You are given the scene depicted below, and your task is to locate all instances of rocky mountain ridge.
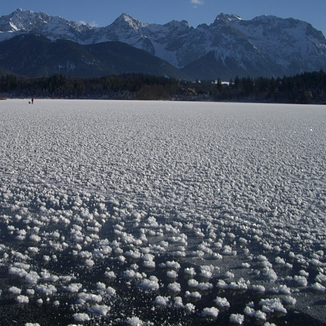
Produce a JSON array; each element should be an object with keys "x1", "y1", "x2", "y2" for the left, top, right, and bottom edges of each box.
[{"x1": 1, "y1": 9, "x2": 326, "y2": 79}]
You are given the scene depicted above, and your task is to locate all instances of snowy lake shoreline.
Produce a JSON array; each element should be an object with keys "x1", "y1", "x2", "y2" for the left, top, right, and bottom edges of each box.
[{"x1": 0, "y1": 99, "x2": 325, "y2": 325}]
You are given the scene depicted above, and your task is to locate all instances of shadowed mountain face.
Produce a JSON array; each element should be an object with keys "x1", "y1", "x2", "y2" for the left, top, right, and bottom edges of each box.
[{"x1": 0, "y1": 34, "x2": 187, "y2": 79}]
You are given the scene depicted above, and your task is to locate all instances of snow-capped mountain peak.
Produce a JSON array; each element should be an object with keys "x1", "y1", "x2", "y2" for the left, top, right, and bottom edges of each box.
[
  {"x1": 1, "y1": 8, "x2": 49, "y2": 31},
  {"x1": 214, "y1": 13, "x2": 242, "y2": 24},
  {"x1": 0, "y1": 8, "x2": 93, "y2": 41},
  {"x1": 111, "y1": 13, "x2": 147, "y2": 31}
]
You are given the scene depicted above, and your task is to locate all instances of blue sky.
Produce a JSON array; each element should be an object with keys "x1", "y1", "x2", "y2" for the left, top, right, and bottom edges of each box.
[{"x1": 2, "y1": 0, "x2": 326, "y2": 36}]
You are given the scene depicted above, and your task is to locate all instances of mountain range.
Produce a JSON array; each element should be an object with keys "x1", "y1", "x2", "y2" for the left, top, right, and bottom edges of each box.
[{"x1": 1, "y1": 9, "x2": 326, "y2": 80}]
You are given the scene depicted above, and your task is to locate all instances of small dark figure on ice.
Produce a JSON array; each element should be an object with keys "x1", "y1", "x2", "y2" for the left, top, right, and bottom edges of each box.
[{"x1": 29, "y1": 98, "x2": 34, "y2": 104}]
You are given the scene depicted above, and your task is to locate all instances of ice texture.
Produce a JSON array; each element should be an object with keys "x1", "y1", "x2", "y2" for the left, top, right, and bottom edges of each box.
[{"x1": 0, "y1": 99, "x2": 325, "y2": 325}]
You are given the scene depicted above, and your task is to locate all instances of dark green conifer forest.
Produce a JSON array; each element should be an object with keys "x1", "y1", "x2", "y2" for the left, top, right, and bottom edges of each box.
[{"x1": 1, "y1": 70, "x2": 326, "y2": 104}]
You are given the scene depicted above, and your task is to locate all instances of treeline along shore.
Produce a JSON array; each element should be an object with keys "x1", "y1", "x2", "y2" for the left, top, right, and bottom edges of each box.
[{"x1": 1, "y1": 70, "x2": 326, "y2": 104}]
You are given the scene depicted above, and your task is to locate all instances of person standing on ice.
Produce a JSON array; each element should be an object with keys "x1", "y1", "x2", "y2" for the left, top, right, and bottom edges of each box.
[{"x1": 31, "y1": 98, "x2": 34, "y2": 104}]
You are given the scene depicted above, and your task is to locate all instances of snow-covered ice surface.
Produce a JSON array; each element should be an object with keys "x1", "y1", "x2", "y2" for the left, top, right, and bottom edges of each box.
[{"x1": 0, "y1": 99, "x2": 325, "y2": 325}]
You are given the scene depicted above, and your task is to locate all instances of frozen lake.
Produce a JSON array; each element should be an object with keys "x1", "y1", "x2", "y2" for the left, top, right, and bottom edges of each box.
[{"x1": 0, "y1": 99, "x2": 325, "y2": 325}]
